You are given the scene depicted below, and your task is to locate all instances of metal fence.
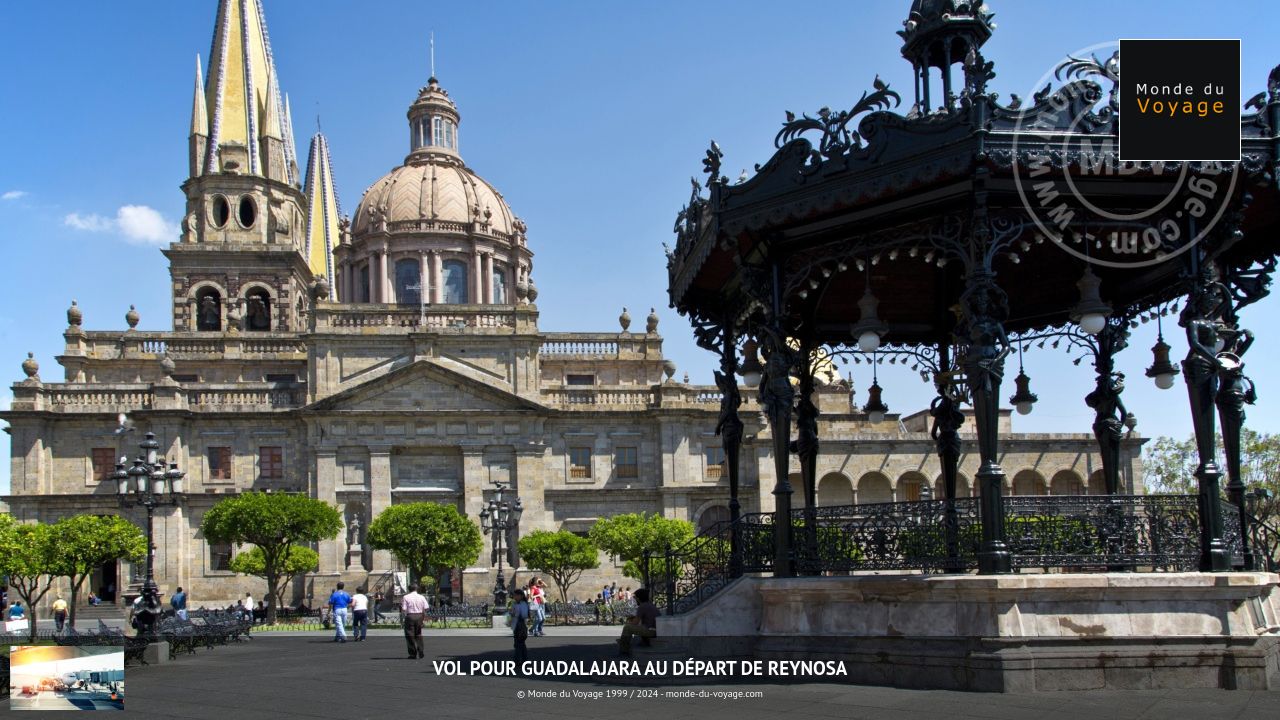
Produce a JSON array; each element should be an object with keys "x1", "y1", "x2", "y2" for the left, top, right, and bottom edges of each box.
[{"x1": 655, "y1": 494, "x2": 1248, "y2": 614}]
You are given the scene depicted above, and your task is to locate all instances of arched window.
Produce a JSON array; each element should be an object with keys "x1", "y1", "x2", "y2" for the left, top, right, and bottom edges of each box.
[
  {"x1": 244, "y1": 288, "x2": 271, "y2": 332},
  {"x1": 856, "y1": 472, "x2": 892, "y2": 504},
  {"x1": 697, "y1": 506, "x2": 731, "y2": 534},
  {"x1": 432, "y1": 116, "x2": 444, "y2": 147},
  {"x1": 492, "y1": 264, "x2": 507, "y2": 304},
  {"x1": 195, "y1": 287, "x2": 222, "y2": 331},
  {"x1": 1052, "y1": 471, "x2": 1086, "y2": 496},
  {"x1": 444, "y1": 119, "x2": 456, "y2": 150},
  {"x1": 395, "y1": 258, "x2": 421, "y2": 305},
  {"x1": 358, "y1": 263, "x2": 371, "y2": 303},
  {"x1": 442, "y1": 259, "x2": 468, "y2": 304},
  {"x1": 817, "y1": 473, "x2": 853, "y2": 506},
  {"x1": 1012, "y1": 470, "x2": 1047, "y2": 496}
]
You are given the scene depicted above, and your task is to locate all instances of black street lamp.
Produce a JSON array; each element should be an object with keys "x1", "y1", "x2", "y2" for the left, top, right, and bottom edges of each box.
[
  {"x1": 110, "y1": 431, "x2": 185, "y2": 636},
  {"x1": 478, "y1": 480, "x2": 522, "y2": 607}
]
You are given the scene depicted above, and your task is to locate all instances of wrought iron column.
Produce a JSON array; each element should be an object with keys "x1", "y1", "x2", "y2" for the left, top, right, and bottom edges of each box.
[
  {"x1": 713, "y1": 324, "x2": 745, "y2": 578},
  {"x1": 1087, "y1": 318, "x2": 1130, "y2": 495},
  {"x1": 962, "y1": 269, "x2": 1012, "y2": 574},
  {"x1": 793, "y1": 338, "x2": 820, "y2": 574},
  {"x1": 1217, "y1": 315, "x2": 1257, "y2": 570},
  {"x1": 930, "y1": 343, "x2": 965, "y2": 572},
  {"x1": 760, "y1": 264, "x2": 795, "y2": 577},
  {"x1": 1180, "y1": 259, "x2": 1231, "y2": 572}
]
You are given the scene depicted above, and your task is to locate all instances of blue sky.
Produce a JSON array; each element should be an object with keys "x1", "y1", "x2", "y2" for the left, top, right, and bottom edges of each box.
[{"x1": 2, "y1": 1, "x2": 1279, "y2": 495}]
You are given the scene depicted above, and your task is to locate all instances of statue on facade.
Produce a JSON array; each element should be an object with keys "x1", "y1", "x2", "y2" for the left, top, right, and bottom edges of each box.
[
  {"x1": 1180, "y1": 267, "x2": 1229, "y2": 470},
  {"x1": 347, "y1": 515, "x2": 362, "y2": 551}
]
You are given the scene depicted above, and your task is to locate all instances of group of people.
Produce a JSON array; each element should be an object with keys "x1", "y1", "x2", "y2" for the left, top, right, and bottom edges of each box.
[{"x1": 326, "y1": 582, "x2": 373, "y2": 643}]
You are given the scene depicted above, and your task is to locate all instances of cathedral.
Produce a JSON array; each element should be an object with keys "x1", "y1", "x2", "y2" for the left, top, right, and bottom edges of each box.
[{"x1": 1, "y1": 0, "x2": 1144, "y2": 607}]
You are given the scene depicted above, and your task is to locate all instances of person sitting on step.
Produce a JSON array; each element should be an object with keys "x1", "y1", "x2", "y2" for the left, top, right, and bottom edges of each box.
[{"x1": 617, "y1": 588, "x2": 658, "y2": 655}]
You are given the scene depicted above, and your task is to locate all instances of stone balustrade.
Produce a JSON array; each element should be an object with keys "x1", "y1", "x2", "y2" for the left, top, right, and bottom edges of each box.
[
  {"x1": 10, "y1": 382, "x2": 304, "y2": 413},
  {"x1": 540, "y1": 383, "x2": 754, "y2": 411},
  {"x1": 65, "y1": 331, "x2": 307, "y2": 360},
  {"x1": 540, "y1": 340, "x2": 620, "y2": 357},
  {"x1": 315, "y1": 304, "x2": 522, "y2": 332}
]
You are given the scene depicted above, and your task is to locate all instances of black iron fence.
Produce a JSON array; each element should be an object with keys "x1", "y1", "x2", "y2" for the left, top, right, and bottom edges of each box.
[
  {"x1": 653, "y1": 494, "x2": 1257, "y2": 614},
  {"x1": 543, "y1": 600, "x2": 638, "y2": 626}
]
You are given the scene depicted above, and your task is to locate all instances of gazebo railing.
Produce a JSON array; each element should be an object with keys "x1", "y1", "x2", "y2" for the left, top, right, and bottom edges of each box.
[{"x1": 656, "y1": 494, "x2": 1248, "y2": 615}]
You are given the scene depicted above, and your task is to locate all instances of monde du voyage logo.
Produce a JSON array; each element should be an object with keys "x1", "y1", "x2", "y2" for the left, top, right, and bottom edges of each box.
[{"x1": 1013, "y1": 39, "x2": 1242, "y2": 268}]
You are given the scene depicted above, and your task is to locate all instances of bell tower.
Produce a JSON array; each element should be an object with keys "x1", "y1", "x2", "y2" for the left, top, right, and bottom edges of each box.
[{"x1": 166, "y1": 0, "x2": 311, "y2": 333}]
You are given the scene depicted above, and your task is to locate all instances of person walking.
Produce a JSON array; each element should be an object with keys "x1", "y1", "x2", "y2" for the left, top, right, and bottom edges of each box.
[
  {"x1": 170, "y1": 587, "x2": 188, "y2": 621},
  {"x1": 509, "y1": 589, "x2": 530, "y2": 667},
  {"x1": 52, "y1": 596, "x2": 69, "y2": 632},
  {"x1": 351, "y1": 586, "x2": 369, "y2": 642},
  {"x1": 241, "y1": 593, "x2": 254, "y2": 622},
  {"x1": 329, "y1": 582, "x2": 352, "y2": 643},
  {"x1": 400, "y1": 583, "x2": 428, "y2": 659},
  {"x1": 371, "y1": 591, "x2": 387, "y2": 623},
  {"x1": 527, "y1": 578, "x2": 547, "y2": 637}
]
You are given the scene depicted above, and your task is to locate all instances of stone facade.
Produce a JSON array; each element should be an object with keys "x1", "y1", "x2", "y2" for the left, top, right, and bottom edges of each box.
[{"x1": 0, "y1": 0, "x2": 1144, "y2": 611}]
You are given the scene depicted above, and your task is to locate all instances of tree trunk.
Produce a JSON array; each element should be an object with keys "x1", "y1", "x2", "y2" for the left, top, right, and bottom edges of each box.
[
  {"x1": 264, "y1": 570, "x2": 278, "y2": 624},
  {"x1": 68, "y1": 574, "x2": 87, "y2": 628}
]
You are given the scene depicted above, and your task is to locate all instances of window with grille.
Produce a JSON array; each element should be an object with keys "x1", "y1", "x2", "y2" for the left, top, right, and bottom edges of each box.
[
  {"x1": 208, "y1": 446, "x2": 233, "y2": 480},
  {"x1": 615, "y1": 447, "x2": 638, "y2": 478},
  {"x1": 705, "y1": 446, "x2": 726, "y2": 478},
  {"x1": 210, "y1": 542, "x2": 233, "y2": 572},
  {"x1": 259, "y1": 446, "x2": 283, "y2": 480},
  {"x1": 91, "y1": 448, "x2": 117, "y2": 482},
  {"x1": 569, "y1": 447, "x2": 592, "y2": 478}
]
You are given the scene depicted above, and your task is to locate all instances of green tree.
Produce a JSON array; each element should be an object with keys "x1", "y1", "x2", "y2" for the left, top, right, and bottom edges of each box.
[
  {"x1": 229, "y1": 545, "x2": 319, "y2": 613},
  {"x1": 200, "y1": 492, "x2": 342, "y2": 623},
  {"x1": 517, "y1": 530, "x2": 599, "y2": 603},
  {"x1": 0, "y1": 518, "x2": 60, "y2": 642},
  {"x1": 588, "y1": 512, "x2": 694, "y2": 584},
  {"x1": 52, "y1": 515, "x2": 147, "y2": 628},
  {"x1": 1144, "y1": 430, "x2": 1280, "y2": 495},
  {"x1": 367, "y1": 503, "x2": 483, "y2": 595}
]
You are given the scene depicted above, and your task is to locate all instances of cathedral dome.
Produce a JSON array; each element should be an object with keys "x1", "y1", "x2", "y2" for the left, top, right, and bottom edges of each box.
[
  {"x1": 350, "y1": 77, "x2": 524, "y2": 244},
  {"x1": 352, "y1": 158, "x2": 520, "y2": 240},
  {"x1": 335, "y1": 76, "x2": 533, "y2": 306}
]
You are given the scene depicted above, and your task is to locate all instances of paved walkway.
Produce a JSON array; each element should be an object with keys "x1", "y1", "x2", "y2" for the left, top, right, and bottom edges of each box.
[{"x1": 121, "y1": 634, "x2": 1279, "y2": 720}]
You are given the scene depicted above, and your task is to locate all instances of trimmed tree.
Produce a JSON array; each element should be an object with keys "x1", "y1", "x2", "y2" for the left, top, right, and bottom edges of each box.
[
  {"x1": 0, "y1": 517, "x2": 61, "y2": 642},
  {"x1": 228, "y1": 545, "x2": 319, "y2": 613},
  {"x1": 588, "y1": 512, "x2": 694, "y2": 584},
  {"x1": 367, "y1": 503, "x2": 483, "y2": 596},
  {"x1": 52, "y1": 515, "x2": 147, "y2": 628},
  {"x1": 517, "y1": 529, "x2": 599, "y2": 603},
  {"x1": 200, "y1": 492, "x2": 343, "y2": 624}
]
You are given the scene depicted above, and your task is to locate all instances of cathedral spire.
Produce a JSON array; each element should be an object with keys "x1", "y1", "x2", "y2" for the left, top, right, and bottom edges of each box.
[
  {"x1": 201, "y1": 0, "x2": 296, "y2": 184},
  {"x1": 304, "y1": 132, "x2": 341, "y2": 298},
  {"x1": 189, "y1": 55, "x2": 208, "y2": 178}
]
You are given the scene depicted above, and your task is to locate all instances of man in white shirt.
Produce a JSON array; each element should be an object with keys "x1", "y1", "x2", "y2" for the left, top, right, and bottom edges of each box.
[
  {"x1": 241, "y1": 593, "x2": 254, "y2": 622},
  {"x1": 400, "y1": 584, "x2": 429, "y2": 659},
  {"x1": 351, "y1": 587, "x2": 370, "y2": 642}
]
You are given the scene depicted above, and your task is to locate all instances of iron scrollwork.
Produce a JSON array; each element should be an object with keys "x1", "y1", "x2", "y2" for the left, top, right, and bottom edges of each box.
[{"x1": 774, "y1": 76, "x2": 902, "y2": 159}]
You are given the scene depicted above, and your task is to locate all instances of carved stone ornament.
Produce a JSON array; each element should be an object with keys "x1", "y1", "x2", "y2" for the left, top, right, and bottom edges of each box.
[
  {"x1": 67, "y1": 299, "x2": 82, "y2": 327},
  {"x1": 125, "y1": 305, "x2": 140, "y2": 329}
]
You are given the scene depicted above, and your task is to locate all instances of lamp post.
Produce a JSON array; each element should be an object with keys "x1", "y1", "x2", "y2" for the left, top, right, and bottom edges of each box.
[
  {"x1": 109, "y1": 431, "x2": 185, "y2": 636},
  {"x1": 478, "y1": 480, "x2": 522, "y2": 607}
]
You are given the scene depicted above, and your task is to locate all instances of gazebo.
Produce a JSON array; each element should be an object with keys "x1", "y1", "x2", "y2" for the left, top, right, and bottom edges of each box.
[{"x1": 658, "y1": 0, "x2": 1280, "y2": 691}]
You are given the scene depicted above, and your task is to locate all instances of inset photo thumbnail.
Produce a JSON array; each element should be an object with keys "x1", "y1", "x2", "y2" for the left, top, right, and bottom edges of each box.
[{"x1": 8, "y1": 645, "x2": 124, "y2": 712}]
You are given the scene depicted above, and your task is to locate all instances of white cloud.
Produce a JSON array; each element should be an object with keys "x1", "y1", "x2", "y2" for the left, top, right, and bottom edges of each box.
[
  {"x1": 64, "y1": 205, "x2": 178, "y2": 245},
  {"x1": 64, "y1": 212, "x2": 115, "y2": 232},
  {"x1": 116, "y1": 205, "x2": 178, "y2": 244},
  {"x1": 1, "y1": 190, "x2": 27, "y2": 200}
]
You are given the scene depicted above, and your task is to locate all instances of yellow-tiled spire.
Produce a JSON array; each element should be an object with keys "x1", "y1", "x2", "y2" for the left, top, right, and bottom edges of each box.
[
  {"x1": 201, "y1": 0, "x2": 297, "y2": 184},
  {"x1": 191, "y1": 55, "x2": 208, "y2": 138},
  {"x1": 304, "y1": 132, "x2": 341, "y2": 297}
]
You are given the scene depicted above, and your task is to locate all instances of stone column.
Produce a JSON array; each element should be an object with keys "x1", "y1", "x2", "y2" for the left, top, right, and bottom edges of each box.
[
  {"x1": 369, "y1": 448, "x2": 393, "y2": 571},
  {"x1": 315, "y1": 448, "x2": 345, "y2": 574},
  {"x1": 482, "y1": 253, "x2": 494, "y2": 304},
  {"x1": 419, "y1": 251, "x2": 429, "y2": 305},
  {"x1": 379, "y1": 248, "x2": 390, "y2": 303},
  {"x1": 473, "y1": 251, "x2": 483, "y2": 304},
  {"x1": 461, "y1": 446, "x2": 490, "y2": 602},
  {"x1": 431, "y1": 252, "x2": 443, "y2": 304}
]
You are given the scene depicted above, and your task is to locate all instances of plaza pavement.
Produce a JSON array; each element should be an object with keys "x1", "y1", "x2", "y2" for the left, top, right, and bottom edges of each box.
[{"x1": 116, "y1": 630, "x2": 1280, "y2": 720}]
